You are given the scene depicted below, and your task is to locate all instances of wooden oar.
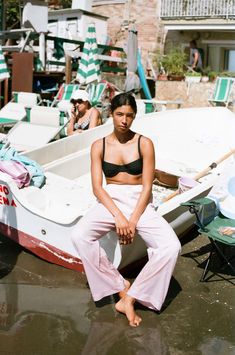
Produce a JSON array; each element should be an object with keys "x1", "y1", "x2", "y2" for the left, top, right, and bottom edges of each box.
[{"x1": 163, "y1": 147, "x2": 235, "y2": 202}]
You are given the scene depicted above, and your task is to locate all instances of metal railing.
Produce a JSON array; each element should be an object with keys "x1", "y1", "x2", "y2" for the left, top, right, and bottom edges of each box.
[{"x1": 160, "y1": 0, "x2": 235, "y2": 19}]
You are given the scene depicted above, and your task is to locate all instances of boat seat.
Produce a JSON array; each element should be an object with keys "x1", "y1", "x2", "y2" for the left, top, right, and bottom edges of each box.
[
  {"x1": 19, "y1": 185, "x2": 50, "y2": 212},
  {"x1": 43, "y1": 172, "x2": 95, "y2": 223},
  {"x1": 17, "y1": 172, "x2": 95, "y2": 224}
]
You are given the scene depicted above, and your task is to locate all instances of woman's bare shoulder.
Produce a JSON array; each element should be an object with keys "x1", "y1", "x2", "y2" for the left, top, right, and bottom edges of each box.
[
  {"x1": 139, "y1": 134, "x2": 154, "y2": 146},
  {"x1": 91, "y1": 135, "x2": 110, "y2": 152},
  {"x1": 91, "y1": 138, "x2": 103, "y2": 150},
  {"x1": 90, "y1": 107, "x2": 100, "y2": 116}
]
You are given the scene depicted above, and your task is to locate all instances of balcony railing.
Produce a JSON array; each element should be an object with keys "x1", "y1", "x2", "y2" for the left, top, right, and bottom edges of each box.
[{"x1": 160, "y1": 0, "x2": 235, "y2": 19}]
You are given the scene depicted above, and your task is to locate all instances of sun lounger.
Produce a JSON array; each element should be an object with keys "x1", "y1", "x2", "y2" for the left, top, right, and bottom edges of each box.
[
  {"x1": 5, "y1": 106, "x2": 68, "y2": 152},
  {"x1": 12, "y1": 91, "x2": 43, "y2": 108},
  {"x1": 0, "y1": 92, "x2": 44, "y2": 132},
  {"x1": 0, "y1": 102, "x2": 27, "y2": 129}
]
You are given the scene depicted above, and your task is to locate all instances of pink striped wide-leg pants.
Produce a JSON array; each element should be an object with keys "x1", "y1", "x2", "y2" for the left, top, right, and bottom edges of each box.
[{"x1": 71, "y1": 184, "x2": 181, "y2": 311}]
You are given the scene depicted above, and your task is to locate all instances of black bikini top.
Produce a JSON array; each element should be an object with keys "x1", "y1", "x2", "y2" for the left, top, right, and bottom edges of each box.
[{"x1": 102, "y1": 135, "x2": 143, "y2": 178}]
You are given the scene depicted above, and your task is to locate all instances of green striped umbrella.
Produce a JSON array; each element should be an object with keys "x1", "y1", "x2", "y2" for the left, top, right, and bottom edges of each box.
[
  {"x1": 0, "y1": 45, "x2": 10, "y2": 81},
  {"x1": 76, "y1": 23, "x2": 101, "y2": 84}
]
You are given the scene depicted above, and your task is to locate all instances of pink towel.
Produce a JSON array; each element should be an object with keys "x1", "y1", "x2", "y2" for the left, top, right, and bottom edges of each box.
[{"x1": 0, "y1": 160, "x2": 30, "y2": 188}]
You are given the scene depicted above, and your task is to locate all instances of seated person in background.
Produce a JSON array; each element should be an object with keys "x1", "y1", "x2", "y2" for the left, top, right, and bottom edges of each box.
[{"x1": 67, "y1": 89, "x2": 101, "y2": 135}]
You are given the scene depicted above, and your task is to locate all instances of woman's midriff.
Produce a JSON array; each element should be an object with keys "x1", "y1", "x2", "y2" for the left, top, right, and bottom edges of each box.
[{"x1": 106, "y1": 173, "x2": 142, "y2": 186}]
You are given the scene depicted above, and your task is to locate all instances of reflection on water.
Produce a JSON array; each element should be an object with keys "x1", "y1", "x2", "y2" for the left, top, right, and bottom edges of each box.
[
  {"x1": 198, "y1": 337, "x2": 235, "y2": 355},
  {"x1": 81, "y1": 317, "x2": 170, "y2": 355},
  {"x1": 0, "y1": 278, "x2": 170, "y2": 355},
  {"x1": 1, "y1": 231, "x2": 235, "y2": 354}
]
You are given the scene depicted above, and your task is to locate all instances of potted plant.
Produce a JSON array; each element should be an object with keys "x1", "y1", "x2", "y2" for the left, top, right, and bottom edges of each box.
[
  {"x1": 201, "y1": 66, "x2": 211, "y2": 83},
  {"x1": 161, "y1": 48, "x2": 187, "y2": 81},
  {"x1": 185, "y1": 70, "x2": 202, "y2": 83},
  {"x1": 208, "y1": 71, "x2": 218, "y2": 82},
  {"x1": 152, "y1": 49, "x2": 168, "y2": 81}
]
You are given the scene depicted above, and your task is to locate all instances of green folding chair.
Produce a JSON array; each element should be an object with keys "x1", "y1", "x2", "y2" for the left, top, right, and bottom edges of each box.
[
  {"x1": 86, "y1": 81, "x2": 116, "y2": 121},
  {"x1": 208, "y1": 77, "x2": 235, "y2": 107},
  {"x1": 182, "y1": 198, "x2": 235, "y2": 283},
  {"x1": 51, "y1": 83, "x2": 80, "y2": 112},
  {"x1": 87, "y1": 82, "x2": 108, "y2": 107}
]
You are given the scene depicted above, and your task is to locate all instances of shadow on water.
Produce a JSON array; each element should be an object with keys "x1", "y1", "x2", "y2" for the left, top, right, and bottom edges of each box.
[
  {"x1": 0, "y1": 179, "x2": 20, "y2": 278},
  {"x1": 182, "y1": 238, "x2": 235, "y2": 284},
  {"x1": 0, "y1": 234, "x2": 22, "y2": 278}
]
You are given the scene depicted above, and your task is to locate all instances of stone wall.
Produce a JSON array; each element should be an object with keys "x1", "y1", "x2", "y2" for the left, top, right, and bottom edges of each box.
[
  {"x1": 155, "y1": 81, "x2": 215, "y2": 108},
  {"x1": 102, "y1": 73, "x2": 234, "y2": 110},
  {"x1": 92, "y1": 1, "x2": 163, "y2": 66}
]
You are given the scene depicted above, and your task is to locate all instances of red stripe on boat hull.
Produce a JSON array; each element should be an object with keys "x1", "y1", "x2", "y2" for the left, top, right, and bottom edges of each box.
[{"x1": 0, "y1": 222, "x2": 84, "y2": 273}]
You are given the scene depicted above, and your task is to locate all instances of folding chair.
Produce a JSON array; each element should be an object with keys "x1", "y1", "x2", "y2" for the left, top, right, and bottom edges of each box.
[
  {"x1": 208, "y1": 77, "x2": 235, "y2": 107},
  {"x1": 87, "y1": 81, "x2": 118, "y2": 120},
  {"x1": 51, "y1": 83, "x2": 80, "y2": 113},
  {"x1": 182, "y1": 197, "x2": 235, "y2": 283},
  {"x1": 87, "y1": 81, "x2": 108, "y2": 107}
]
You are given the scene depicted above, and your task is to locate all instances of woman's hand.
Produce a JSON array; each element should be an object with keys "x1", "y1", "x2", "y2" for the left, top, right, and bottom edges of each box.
[
  {"x1": 128, "y1": 219, "x2": 137, "y2": 239},
  {"x1": 74, "y1": 129, "x2": 83, "y2": 134},
  {"x1": 114, "y1": 212, "x2": 134, "y2": 245}
]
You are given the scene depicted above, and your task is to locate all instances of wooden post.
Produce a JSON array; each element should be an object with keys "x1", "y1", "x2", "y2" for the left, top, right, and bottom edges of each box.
[
  {"x1": 39, "y1": 32, "x2": 46, "y2": 70},
  {"x1": 65, "y1": 54, "x2": 72, "y2": 84},
  {"x1": 4, "y1": 78, "x2": 8, "y2": 105}
]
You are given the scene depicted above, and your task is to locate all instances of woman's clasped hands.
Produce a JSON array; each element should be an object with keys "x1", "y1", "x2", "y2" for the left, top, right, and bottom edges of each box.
[{"x1": 114, "y1": 211, "x2": 136, "y2": 245}]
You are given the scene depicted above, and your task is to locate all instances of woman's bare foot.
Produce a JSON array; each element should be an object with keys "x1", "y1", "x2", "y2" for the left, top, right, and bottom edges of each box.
[
  {"x1": 115, "y1": 294, "x2": 142, "y2": 327},
  {"x1": 118, "y1": 279, "x2": 131, "y2": 298}
]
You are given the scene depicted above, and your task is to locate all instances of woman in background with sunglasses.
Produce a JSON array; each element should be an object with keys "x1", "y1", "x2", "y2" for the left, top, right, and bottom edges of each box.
[{"x1": 67, "y1": 89, "x2": 101, "y2": 135}]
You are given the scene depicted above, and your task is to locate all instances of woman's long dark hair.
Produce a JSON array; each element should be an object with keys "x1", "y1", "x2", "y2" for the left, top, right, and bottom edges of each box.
[{"x1": 110, "y1": 93, "x2": 137, "y2": 114}]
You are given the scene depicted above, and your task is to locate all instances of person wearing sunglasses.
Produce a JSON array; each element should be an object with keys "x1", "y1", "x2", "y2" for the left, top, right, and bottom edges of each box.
[{"x1": 67, "y1": 90, "x2": 101, "y2": 135}]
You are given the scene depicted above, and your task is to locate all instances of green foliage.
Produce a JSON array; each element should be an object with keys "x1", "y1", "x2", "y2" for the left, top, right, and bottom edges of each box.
[
  {"x1": 208, "y1": 71, "x2": 218, "y2": 81},
  {"x1": 201, "y1": 66, "x2": 211, "y2": 76},
  {"x1": 218, "y1": 71, "x2": 235, "y2": 78},
  {"x1": 161, "y1": 48, "x2": 187, "y2": 76},
  {"x1": 57, "y1": 0, "x2": 72, "y2": 8},
  {"x1": 185, "y1": 71, "x2": 201, "y2": 77},
  {"x1": 5, "y1": 0, "x2": 20, "y2": 29},
  {"x1": 4, "y1": 1, "x2": 72, "y2": 29}
]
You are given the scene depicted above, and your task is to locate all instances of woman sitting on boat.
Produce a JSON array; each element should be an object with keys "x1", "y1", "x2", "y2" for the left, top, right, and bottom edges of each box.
[
  {"x1": 67, "y1": 89, "x2": 101, "y2": 135},
  {"x1": 72, "y1": 93, "x2": 181, "y2": 327}
]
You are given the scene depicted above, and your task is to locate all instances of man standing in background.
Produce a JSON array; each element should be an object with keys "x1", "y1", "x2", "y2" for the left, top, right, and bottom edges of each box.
[{"x1": 189, "y1": 40, "x2": 203, "y2": 72}]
